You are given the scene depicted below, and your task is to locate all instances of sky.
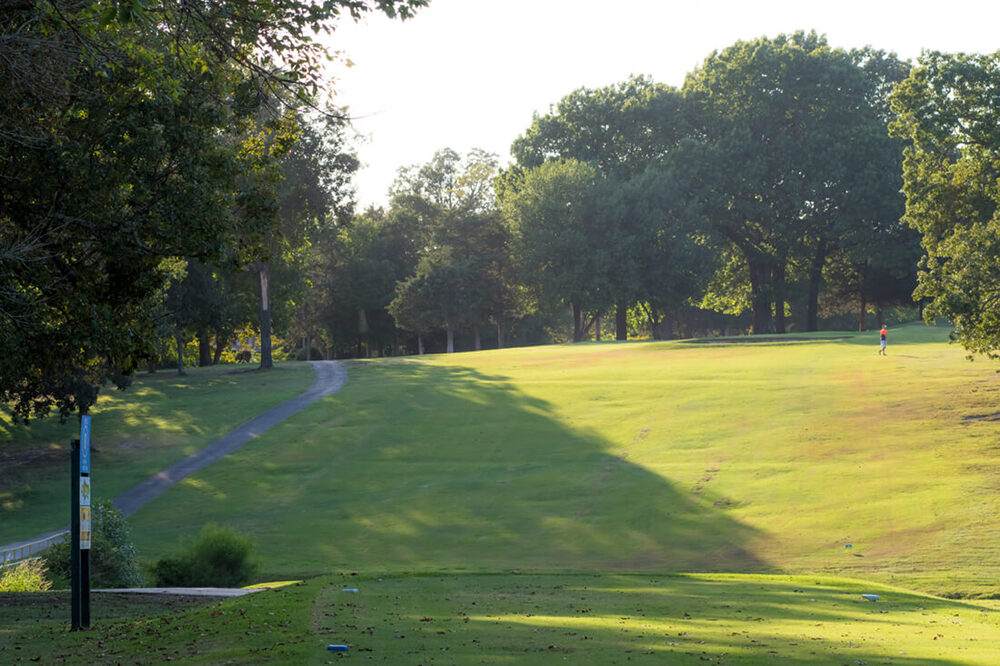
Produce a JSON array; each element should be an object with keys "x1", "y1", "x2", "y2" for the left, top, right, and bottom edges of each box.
[{"x1": 325, "y1": 0, "x2": 999, "y2": 209}]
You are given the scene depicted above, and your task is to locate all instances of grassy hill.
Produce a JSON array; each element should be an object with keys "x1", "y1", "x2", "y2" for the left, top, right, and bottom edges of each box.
[
  {"x1": 8, "y1": 323, "x2": 1000, "y2": 663},
  {"x1": 0, "y1": 364, "x2": 315, "y2": 543},
  {"x1": 122, "y1": 324, "x2": 1000, "y2": 598}
]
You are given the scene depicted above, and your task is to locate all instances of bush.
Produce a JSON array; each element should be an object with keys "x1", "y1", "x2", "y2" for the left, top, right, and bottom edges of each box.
[
  {"x1": 151, "y1": 523, "x2": 257, "y2": 588},
  {"x1": 0, "y1": 558, "x2": 52, "y2": 592},
  {"x1": 44, "y1": 499, "x2": 145, "y2": 589}
]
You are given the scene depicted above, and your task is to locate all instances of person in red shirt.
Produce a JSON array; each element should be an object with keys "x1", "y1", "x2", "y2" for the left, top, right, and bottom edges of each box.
[{"x1": 878, "y1": 325, "x2": 887, "y2": 356}]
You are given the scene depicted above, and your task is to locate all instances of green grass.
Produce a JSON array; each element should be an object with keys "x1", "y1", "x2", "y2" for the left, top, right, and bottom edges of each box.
[
  {"x1": 0, "y1": 363, "x2": 314, "y2": 544},
  {"x1": 129, "y1": 323, "x2": 1000, "y2": 597},
  {"x1": 5, "y1": 573, "x2": 1000, "y2": 664},
  {"x1": 7, "y1": 323, "x2": 1000, "y2": 663}
]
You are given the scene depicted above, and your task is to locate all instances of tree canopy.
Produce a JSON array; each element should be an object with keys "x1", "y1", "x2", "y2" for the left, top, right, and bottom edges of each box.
[
  {"x1": 0, "y1": 0, "x2": 424, "y2": 420},
  {"x1": 890, "y1": 50, "x2": 1000, "y2": 356}
]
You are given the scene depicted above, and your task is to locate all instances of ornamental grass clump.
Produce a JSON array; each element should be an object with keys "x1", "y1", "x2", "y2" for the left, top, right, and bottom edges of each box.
[{"x1": 0, "y1": 558, "x2": 52, "y2": 592}]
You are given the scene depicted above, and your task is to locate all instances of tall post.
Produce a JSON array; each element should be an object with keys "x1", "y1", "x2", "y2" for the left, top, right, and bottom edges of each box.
[
  {"x1": 70, "y1": 439, "x2": 81, "y2": 630},
  {"x1": 80, "y1": 415, "x2": 91, "y2": 628},
  {"x1": 71, "y1": 415, "x2": 92, "y2": 630}
]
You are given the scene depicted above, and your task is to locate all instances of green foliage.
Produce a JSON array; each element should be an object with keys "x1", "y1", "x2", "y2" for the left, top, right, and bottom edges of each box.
[
  {"x1": 890, "y1": 50, "x2": 1000, "y2": 357},
  {"x1": 675, "y1": 32, "x2": 911, "y2": 333},
  {"x1": 44, "y1": 499, "x2": 144, "y2": 589},
  {"x1": 152, "y1": 523, "x2": 258, "y2": 587},
  {"x1": 0, "y1": 0, "x2": 424, "y2": 420},
  {"x1": 0, "y1": 558, "x2": 52, "y2": 592}
]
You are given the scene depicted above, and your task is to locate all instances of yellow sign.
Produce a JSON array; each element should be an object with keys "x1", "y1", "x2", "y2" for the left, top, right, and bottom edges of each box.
[
  {"x1": 80, "y1": 506, "x2": 91, "y2": 549},
  {"x1": 80, "y1": 477, "x2": 91, "y2": 506}
]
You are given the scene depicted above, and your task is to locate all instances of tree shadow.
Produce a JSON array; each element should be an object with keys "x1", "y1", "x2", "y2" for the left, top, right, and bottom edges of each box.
[
  {"x1": 314, "y1": 572, "x2": 1000, "y2": 665},
  {"x1": 208, "y1": 358, "x2": 771, "y2": 576}
]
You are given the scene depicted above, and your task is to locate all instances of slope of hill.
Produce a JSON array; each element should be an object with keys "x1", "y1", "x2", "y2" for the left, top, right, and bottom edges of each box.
[{"x1": 128, "y1": 323, "x2": 1000, "y2": 598}]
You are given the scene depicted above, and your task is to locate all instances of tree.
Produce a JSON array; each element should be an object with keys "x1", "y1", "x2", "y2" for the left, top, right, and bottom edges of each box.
[
  {"x1": 622, "y1": 166, "x2": 719, "y2": 339},
  {"x1": 500, "y1": 160, "x2": 616, "y2": 342},
  {"x1": 511, "y1": 77, "x2": 690, "y2": 339},
  {"x1": 677, "y1": 32, "x2": 903, "y2": 334},
  {"x1": 889, "y1": 50, "x2": 1000, "y2": 356},
  {"x1": 0, "y1": 0, "x2": 424, "y2": 420},
  {"x1": 256, "y1": 111, "x2": 359, "y2": 368}
]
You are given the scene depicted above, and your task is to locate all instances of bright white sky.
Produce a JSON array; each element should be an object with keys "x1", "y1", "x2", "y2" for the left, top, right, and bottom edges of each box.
[{"x1": 326, "y1": 0, "x2": 999, "y2": 209}]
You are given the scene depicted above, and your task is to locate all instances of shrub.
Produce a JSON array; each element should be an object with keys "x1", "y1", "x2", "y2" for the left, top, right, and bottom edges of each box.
[
  {"x1": 0, "y1": 558, "x2": 52, "y2": 592},
  {"x1": 152, "y1": 523, "x2": 257, "y2": 588},
  {"x1": 45, "y1": 499, "x2": 145, "y2": 589}
]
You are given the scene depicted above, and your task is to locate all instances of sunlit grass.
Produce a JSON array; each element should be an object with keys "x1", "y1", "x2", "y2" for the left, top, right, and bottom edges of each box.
[
  {"x1": 125, "y1": 323, "x2": 1000, "y2": 598},
  {"x1": 0, "y1": 363, "x2": 314, "y2": 543}
]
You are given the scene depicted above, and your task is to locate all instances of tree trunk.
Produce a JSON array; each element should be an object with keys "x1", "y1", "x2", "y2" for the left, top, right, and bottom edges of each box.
[
  {"x1": 859, "y1": 290, "x2": 867, "y2": 331},
  {"x1": 806, "y1": 245, "x2": 826, "y2": 332},
  {"x1": 418, "y1": 334, "x2": 425, "y2": 355},
  {"x1": 304, "y1": 336, "x2": 312, "y2": 361},
  {"x1": 643, "y1": 304, "x2": 661, "y2": 340},
  {"x1": 212, "y1": 333, "x2": 227, "y2": 365},
  {"x1": 473, "y1": 325, "x2": 482, "y2": 351},
  {"x1": 595, "y1": 316, "x2": 602, "y2": 342},
  {"x1": 662, "y1": 314, "x2": 675, "y2": 340},
  {"x1": 748, "y1": 260, "x2": 774, "y2": 334},
  {"x1": 175, "y1": 329, "x2": 186, "y2": 376},
  {"x1": 446, "y1": 322, "x2": 455, "y2": 353},
  {"x1": 572, "y1": 301, "x2": 584, "y2": 342},
  {"x1": 773, "y1": 262, "x2": 786, "y2": 335},
  {"x1": 197, "y1": 329, "x2": 212, "y2": 366},
  {"x1": 615, "y1": 300, "x2": 627, "y2": 341},
  {"x1": 258, "y1": 262, "x2": 273, "y2": 369},
  {"x1": 496, "y1": 322, "x2": 505, "y2": 350}
]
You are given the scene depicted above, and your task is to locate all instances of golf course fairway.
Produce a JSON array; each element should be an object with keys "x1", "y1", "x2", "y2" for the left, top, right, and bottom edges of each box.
[{"x1": 7, "y1": 323, "x2": 1000, "y2": 663}]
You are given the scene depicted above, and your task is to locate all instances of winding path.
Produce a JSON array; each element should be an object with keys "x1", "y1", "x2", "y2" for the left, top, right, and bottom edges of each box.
[{"x1": 1, "y1": 361, "x2": 346, "y2": 559}]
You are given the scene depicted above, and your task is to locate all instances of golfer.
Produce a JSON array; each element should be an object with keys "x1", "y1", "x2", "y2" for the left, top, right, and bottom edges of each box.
[{"x1": 878, "y1": 325, "x2": 887, "y2": 355}]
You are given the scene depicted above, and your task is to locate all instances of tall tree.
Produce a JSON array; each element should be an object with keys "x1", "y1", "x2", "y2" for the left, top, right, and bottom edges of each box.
[
  {"x1": 500, "y1": 159, "x2": 616, "y2": 342},
  {"x1": 0, "y1": 0, "x2": 425, "y2": 421},
  {"x1": 512, "y1": 77, "x2": 690, "y2": 339},
  {"x1": 677, "y1": 32, "x2": 900, "y2": 334},
  {"x1": 890, "y1": 50, "x2": 1000, "y2": 356}
]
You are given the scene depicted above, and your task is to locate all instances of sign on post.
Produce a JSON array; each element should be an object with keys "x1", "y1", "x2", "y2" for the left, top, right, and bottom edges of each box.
[
  {"x1": 79, "y1": 477, "x2": 91, "y2": 550},
  {"x1": 80, "y1": 415, "x2": 91, "y2": 474}
]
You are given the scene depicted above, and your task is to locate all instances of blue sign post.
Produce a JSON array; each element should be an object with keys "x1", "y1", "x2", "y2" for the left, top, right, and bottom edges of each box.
[
  {"x1": 80, "y1": 415, "x2": 91, "y2": 475},
  {"x1": 71, "y1": 415, "x2": 92, "y2": 630}
]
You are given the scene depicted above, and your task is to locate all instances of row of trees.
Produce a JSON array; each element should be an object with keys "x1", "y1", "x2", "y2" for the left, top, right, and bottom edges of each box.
[
  {"x1": 288, "y1": 32, "x2": 924, "y2": 357},
  {"x1": 1, "y1": 0, "x2": 425, "y2": 420},
  {"x1": 5, "y1": 9, "x2": 1000, "y2": 423}
]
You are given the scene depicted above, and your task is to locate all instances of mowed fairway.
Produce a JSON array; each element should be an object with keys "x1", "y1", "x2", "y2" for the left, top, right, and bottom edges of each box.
[
  {"x1": 128, "y1": 324, "x2": 1000, "y2": 597},
  {"x1": 10, "y1": 324, "x2": 1000, "y2": 664}
]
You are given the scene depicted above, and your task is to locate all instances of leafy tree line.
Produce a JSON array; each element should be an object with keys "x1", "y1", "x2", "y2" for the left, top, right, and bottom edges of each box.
[
  {"x1": 6, "y1": 8, "x2": 998, "y2": 425},
  {"x1": 293, "y1": 32, "x2": 923, "y2": 357},
  {"x1": 1, "y1": 0, "x2": 426, "y2": 421}
]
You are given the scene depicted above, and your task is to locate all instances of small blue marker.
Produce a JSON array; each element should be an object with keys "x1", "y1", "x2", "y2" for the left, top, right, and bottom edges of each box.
[
  {"x1": 342, "y1": 588, "x2": 359, "y2": 593},
  {"x1": 327, "y1": 644, "x2": 349, "y2": 652}
]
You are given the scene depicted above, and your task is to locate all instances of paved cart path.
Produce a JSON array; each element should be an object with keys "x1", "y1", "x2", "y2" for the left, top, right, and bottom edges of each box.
[{"x1": 1, "y1": 361, "x2": 346, "y2": 558}]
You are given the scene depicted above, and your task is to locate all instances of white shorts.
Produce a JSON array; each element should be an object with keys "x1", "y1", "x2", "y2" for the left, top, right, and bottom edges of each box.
[{"x1": 880, "y1": 339, "x2": 886, "y2": 348}]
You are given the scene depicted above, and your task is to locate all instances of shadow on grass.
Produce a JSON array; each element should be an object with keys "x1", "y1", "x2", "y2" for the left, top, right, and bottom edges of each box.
[
  {"x1": 182, "y1": 358, "x2": 771, "y2": 577},
  {"x1": 314, "y1": 572, "x2": 1000, "y2": 665}
]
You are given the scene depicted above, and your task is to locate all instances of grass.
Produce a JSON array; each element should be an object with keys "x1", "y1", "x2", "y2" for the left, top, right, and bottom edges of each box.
[
  {"x1": 6, "y1": 323, "x2": 1000, "y2": 663},
  {"x1": 5, "y1": 573, "x2": 1000, "y2": 664},
  {"x1": 0, "y1": 363, "x2": 314, "y2": 544},
  {"x1": 128, "y1": 323, "x2": 1000, "y2": 596}
]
